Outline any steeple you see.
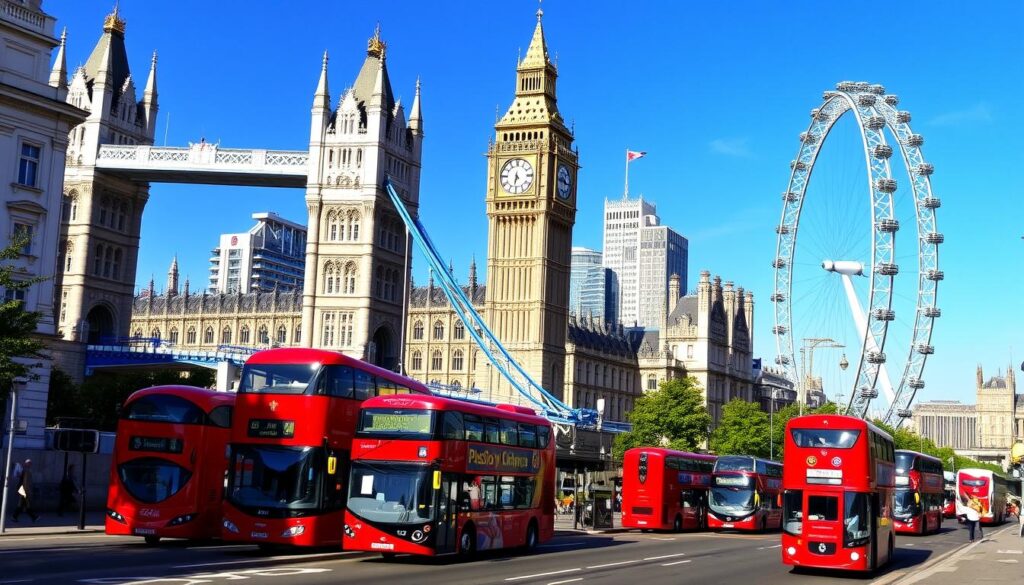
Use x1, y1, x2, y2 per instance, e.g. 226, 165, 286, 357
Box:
166, 255, 179, 297
409, 77, 423, 135
313, 50, 329, 109
142, 51, 158, 138
369, 45, 386, 111
498, 6, 564, 130
49, 28, 68, 89
519, 6, 551, 70
977, 364, 984, 388
468, 255, 477, 289
183, 276, 190, 297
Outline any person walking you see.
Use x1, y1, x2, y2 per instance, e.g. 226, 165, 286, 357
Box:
964, 496, 982, 542
58, 463, 80, 517
11, 458, 39, 523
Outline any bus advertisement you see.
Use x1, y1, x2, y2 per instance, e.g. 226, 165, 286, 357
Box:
893, 450, 944, 535
106, 386, 234, 544
956, 468, 1008, 525
343, 394, 555, 557
781, 414, 896, 573
221, 348, 429, 547
621, 448, 716, 532
708, 455, 783, 532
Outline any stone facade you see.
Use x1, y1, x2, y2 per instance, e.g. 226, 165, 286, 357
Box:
1, 0, 87, 447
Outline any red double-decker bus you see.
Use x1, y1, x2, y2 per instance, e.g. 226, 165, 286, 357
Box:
621, 448, 716, 532
343, 394, 555, 557
956, 468, 1008, 525
781, 414, 896, 573
708, 455, 784, 532
893, 450, 944, 535
221, 348, 429, 547
106, 386, 234, 544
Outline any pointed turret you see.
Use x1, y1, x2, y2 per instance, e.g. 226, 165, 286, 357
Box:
369, 46, 387, 112
313, 50, 330, 109
142, 51, 158, 138
183, 276, 190, 297
468, 255, 477, 289
519, 7, 551, 70
166, 255, 179, 297
409, 77, 423, 135
50, 28, 68, 90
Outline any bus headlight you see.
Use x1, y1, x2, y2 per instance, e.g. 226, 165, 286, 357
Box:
223, 519, 240, 534
107, 509, 126, 524
167, 514, 196, 526
281, 525, 306, 538
851, 552, 860, 561
786, 546, 796, 556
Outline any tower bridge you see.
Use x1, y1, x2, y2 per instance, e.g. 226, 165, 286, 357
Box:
94, 144, 308, 187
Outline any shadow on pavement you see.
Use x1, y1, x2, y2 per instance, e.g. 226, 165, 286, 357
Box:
789, 547, 936, 580
361, 534, 628, 566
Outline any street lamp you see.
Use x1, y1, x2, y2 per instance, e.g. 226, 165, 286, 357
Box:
769, 387, 781, 460
799, 338, 845, 414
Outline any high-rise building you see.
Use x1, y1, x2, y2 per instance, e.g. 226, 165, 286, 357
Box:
569, 247, 616, 323
602, 197, 687, 327
2, 1, 87, 448
208, 212, 306, 294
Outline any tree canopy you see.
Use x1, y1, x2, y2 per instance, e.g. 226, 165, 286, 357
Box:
710, 399, 771, 458
872, 419, 1004, 474
0, 232, 47, 402
613, 377, 711, 459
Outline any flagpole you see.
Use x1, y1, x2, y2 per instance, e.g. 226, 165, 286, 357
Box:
624, 149, 630, 199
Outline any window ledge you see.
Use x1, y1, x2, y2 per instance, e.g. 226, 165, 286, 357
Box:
10, 182, 43, 195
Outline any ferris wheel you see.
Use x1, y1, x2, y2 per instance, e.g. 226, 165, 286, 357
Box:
772, 81, 942, 426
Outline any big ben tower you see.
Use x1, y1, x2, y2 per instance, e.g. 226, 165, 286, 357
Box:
482, 7, 578, 402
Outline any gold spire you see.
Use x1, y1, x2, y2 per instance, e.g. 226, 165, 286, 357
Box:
103, 3, 126, 35
519, 6, 549, 70
367, 23, 386, 59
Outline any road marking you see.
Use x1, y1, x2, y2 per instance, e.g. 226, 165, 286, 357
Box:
649, 537, 676, 541
757, 544, 782, 550
662, 559, 692, 566
173, 551, 355, 568
586, 560, 637, 569
904, 543, 916, 547
997, 559, 1019, 564
997, 549, 1023, 554
644, 553, 686, 561
547, 579, 583, 585
506, 568, 581, 582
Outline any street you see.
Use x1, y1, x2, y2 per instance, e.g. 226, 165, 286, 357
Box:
0, 524, 975, 585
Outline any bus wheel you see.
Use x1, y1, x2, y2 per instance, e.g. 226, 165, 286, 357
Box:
524, 521, 539, 551
673, 515, 682, 533
459, 524, 476, 558
143, 536, 161, 546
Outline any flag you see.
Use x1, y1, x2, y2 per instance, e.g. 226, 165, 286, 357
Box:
626, 150, 646, 162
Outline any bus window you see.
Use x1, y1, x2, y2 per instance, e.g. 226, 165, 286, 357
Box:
481, 475, 499, 510
484, 420, 500, 444
514, 476, 536, 509
783, 490, 803, 535
353, 370, 375, 400
464, 416, 484, 442
318, 365, 354, 398
808, 495, 839, 521
123, 395, 206, 424
844, 492, 870, 546
499, 476, 516, 509
537, 426, 551, 448
208, 405, 233, 428
442, 411, 464, 440
518, 424, 537, 448
500, 420, 518, 446
790, 429, 861, 449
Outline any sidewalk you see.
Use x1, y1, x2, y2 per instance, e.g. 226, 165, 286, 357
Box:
554, 511, 628, 534
892, 523, 1024, 585
0, 510, 106, 537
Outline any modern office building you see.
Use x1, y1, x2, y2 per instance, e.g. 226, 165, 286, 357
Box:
569, 247, 616, 323
602, 197, 687, 328
208, 212, 306, 294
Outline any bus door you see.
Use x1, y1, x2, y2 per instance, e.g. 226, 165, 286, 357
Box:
803, 493, 841, 558
435, 473, 459, 554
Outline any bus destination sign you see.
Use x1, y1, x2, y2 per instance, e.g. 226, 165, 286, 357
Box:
363, 411, 432, 434
129, 436, 184, 454
248, 419, 295, 438
467, 445, 540, 474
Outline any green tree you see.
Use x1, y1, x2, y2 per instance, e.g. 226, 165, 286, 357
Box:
710, 399, 770, 458
613, 377, 711, 459
0, 231, 47, 402
872, 418, 1003, 474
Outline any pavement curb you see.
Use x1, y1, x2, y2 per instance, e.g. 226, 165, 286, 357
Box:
874, 526, 1013, 585
0, 527, 105, 537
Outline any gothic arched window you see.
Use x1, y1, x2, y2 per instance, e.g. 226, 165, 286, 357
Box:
647, 374, 657, 391
411, 350, 422, 370
186, 326, 197, 344
453, 321, 465, 340
413, 321, 424, 340
323, 261, 338, 294
239, 325, 251, 344
204, 326, 215, 344
151, 328, 161, 341
433, 321, 444, 340
169, 327, 179, 345
431, 350, 443, 370
258, 325, 269, 345
221, 326, 232, 344
343, 262, 357, 294
452, 349, 464, 371
276, 325, 288, 345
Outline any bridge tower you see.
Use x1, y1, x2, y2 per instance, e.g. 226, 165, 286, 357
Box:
478, 8, 579, 401
58, 7, 157, 343
301, 27, 423, 370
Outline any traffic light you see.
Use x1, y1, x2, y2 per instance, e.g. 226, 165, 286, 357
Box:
53, 428, 99, 453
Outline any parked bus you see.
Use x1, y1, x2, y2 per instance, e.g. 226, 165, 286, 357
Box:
106, 386, 234, 544
221, 348, 429, 547
956, 468, 1008, 525
343, 394, 555, 557
893, 450, 944, 535
708, 455, 783, 532
781, 414, 896, 573
621, 448, 716, 532
942, 471, 956, 518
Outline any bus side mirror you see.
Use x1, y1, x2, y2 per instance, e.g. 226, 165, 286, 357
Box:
433, 470, 441, 490
777, 494, 783, 508
754, 492, 761, 507
914, 492, 920, 505
327, 456, 337, 475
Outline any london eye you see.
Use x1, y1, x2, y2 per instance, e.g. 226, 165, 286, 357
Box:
772, 82, 942, 426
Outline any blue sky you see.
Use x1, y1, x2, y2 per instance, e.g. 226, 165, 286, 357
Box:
50, 0, 1023, 405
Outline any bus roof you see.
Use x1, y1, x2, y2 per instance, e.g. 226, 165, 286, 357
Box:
624, 447, 717, 462
784, 413, 894, 443
895, 449, 942, 464
125, 385, 235, 411
243, 348, 429, 391
361, 393, 550, 426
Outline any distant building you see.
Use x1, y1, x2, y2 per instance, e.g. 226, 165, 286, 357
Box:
208, 212, 306, 294
602, 197, 687, 328
569, 247, 616, 323
753, 360, 797, 413
1, 0, 87, 448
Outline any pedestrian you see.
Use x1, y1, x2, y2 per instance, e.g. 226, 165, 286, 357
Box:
58, 463, 80, 517
11, 458, 39, 523
964, 496, 982, 542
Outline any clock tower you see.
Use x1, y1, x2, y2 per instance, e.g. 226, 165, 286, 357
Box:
481, 8, 578, 403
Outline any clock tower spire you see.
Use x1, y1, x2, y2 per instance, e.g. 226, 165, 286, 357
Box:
481, 8, 579, 404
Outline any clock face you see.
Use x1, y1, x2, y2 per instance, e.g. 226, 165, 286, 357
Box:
500, 158, 534, 194
557, 165, 572, 199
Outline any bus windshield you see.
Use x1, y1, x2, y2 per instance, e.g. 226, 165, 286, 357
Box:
348, 462, 434, 524
238, 364, 318, 395
714, 456, 754, 472
789, 429, 861, 449
710, 486, 755, 513
123, 394, 206, 424
118, 457, 192, 504
227, 445, 321, 510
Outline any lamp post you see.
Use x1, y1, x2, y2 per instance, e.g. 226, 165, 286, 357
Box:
799, 338, 845, 414
769, 387, 780, 460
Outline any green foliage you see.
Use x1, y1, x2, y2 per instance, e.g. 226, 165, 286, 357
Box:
613, 377, 711, 459
767, 402, 842, 460
872, 418, 1005, 474
0, 232, 48, 402
710, 399, 771, 458
47, 368, 216, 431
